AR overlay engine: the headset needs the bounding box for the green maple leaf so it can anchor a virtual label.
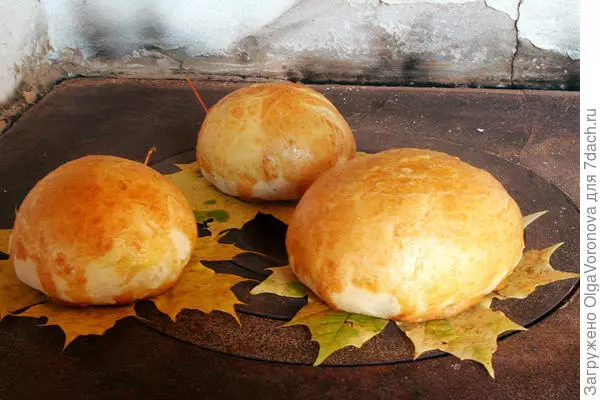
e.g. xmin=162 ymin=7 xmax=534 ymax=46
xmin=166 ymin=162 xmax=295 ymax=232
xmin=250 ymin=265 xmax=307 ymax=298
xmin=194 ymin=209 xmax=230 ymax=223
xmin=285 ymin=293 xmax=388 ymax=365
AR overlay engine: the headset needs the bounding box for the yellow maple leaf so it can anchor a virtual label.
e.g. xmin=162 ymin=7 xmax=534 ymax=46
xmin=19 ymin=302 xmax=136 ymax=348
xmin=397 ymin=297 xmax=526 ymax=378
xmin=193 ymin=233 xmax=251 ymax=262
xmin=0 ymin=228 xmax=9 ymax=254
xmin=495 ymin=243 xmax=579 ymax=299
xmin=149 ymin=233 xmax=251 ymax=323
xmin=0 ymin=259 xmax=47 ymax=320
xmin=151 ymin=258 xmax=246 ymax=323
xmin=167 ymin=162 xmax=295 ymax=233
xmin=285 ymin=293 xmax=388 ymax=365
xmin=0 ymin=228 xmax=47 ymax=320
xmin=250 ymin=265 xmax=307 ymax=298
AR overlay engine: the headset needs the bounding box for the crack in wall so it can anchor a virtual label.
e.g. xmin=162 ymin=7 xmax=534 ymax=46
xmin=509 ymin=0 xmax=523 ymax=85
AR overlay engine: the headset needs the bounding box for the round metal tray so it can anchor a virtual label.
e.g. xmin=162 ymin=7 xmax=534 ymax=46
xmin=137 ymin=143 xmax=580 ymax=366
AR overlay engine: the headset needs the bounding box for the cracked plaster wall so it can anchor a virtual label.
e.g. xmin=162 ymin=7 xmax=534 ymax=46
xmin=0 ymin=0 xmax=580 ymax=123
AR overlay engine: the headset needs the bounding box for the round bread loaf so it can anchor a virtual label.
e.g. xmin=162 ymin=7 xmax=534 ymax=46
xmin=196 ymin=81 xmax=356 ymax=201
xmin=286 ymin=148 xmax=524 ymax=322
xmin=9 ymin=155 xmax=197 ymax=306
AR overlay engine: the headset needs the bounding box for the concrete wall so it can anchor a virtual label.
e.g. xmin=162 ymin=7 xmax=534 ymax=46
xmin=0 ymin=0 xmax=580 ymax=124
xmin=0 ymin=0 xmax=49 ymax=103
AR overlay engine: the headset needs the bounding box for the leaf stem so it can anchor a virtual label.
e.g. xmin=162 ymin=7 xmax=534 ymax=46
xmin=144 ymin=146 xmax=157 ymax=166
xmin=185 ymin=77 xmax=209 ymax=114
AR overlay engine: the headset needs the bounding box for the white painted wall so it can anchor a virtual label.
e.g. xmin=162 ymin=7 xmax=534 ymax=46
xmin=0 ymin=0 xmax=48 ymax=103
xmin=40 ymin=0 xmax=581 ymax=60
xmin=44 ymin=0 xmax=300 ymax=57
xmin=519 ymin=0 xmax=580 ymax=59
xmin=0 ymin=0 xmax=582 ymax=104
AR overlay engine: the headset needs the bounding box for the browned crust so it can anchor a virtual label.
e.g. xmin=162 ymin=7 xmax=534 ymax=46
xmin=10 ymin=155 xmax=197 ymax=305
xmin=286 ymin=148 xmax=524 ymax=322
xmin=196 ymin=81 xmax=356 ymax=200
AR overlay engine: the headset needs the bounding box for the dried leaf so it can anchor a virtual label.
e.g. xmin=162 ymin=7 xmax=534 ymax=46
xmin=193 ymin=233 xmax=250 ymax=262
xmin=523 ymin=210 xmax=548 ymax=229
xmin=19 ymin=302 xmax=136 ymax=348
xmin=250 ymin=265 xmax=307 ymax=298
xmin=167 ymin=162 xmax=295 ymax=233
xmin=495 ymin=243 xmax=579 ymax=299
xmin=285 ymin=293 xmax=388 ymax=365
xmin=195 ymin=209 xmax=230 ymax=223
xmin=0 ymin=228 xmax=9 ymax=254
xmin=0 ymin=259 xmax=47 ymax=319
xmin=397 ymin=297 xmax=526 ymax=377
xmin=152 ymin=258 xmax=245 ymax=323
xmin=0 ymin=228 xmax=47 ymax=319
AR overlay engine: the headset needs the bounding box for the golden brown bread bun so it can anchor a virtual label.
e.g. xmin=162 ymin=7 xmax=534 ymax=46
xmin=196 ymin=81 xmax=356 ymax=201
xmin=9 ymin=155 xmax=197 ymax=306
xmin=286 ymin=148 xmax=524 ymax=322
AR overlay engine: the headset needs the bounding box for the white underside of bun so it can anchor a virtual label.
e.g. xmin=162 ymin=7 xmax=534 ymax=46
xmin=13 ymin=228 xmax=193 ymax=304
xmin=14 ymin=257 xmax=43 ymax=293
xmin=251 ymin=177 xmax=293 ymax=200
xmin=204 ymin=167 xmax=296 ymax=201
xmin=14 ymin=258 xmax=76 ymax=302
xmin=84 ymin=259 xmax=177 ymax=304
xmin=170 ymin=229 xmax=192 ymax=260
xmin=202 ymin=169 xmax=239 ymax=197
xmin=330 ymin=285 xmax=401 ymax=319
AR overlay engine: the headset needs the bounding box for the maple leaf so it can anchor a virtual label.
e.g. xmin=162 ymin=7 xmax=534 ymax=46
xmin=167 ymin=162 xmax=295 ymax=233
xmin=396 ymin=296 xmax=526 ymax=378
xmin=0 ymin=259 xmax=47 ymax=320
xmin=250 ymin=265 xmax=307 ymax=298
xmin=0 ymin=229 xmax=47 ymax=320
xmin=151 ymin=231 xmax=251 ymax=323
xmin=19 ymin=301 xmax=136 ymax=348
xmin=494 ymin=211 xmax=579 ymax=299
xmin=193 ymin=232 xmax=252 ymax=262
xmin=494 ymin=243 xmax=579 ymax=299
xmin=523 ymin=210 xmax=548 ymax=229
xmin=151 ymin=258 xmax=246 ymax=323
xmin=0 ymin=228 xmax=9 ymax=255
xmin=285 ymin=293 xmax=388 ymax=365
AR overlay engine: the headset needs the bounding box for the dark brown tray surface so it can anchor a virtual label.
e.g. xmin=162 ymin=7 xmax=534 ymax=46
xmin=137 ymin=148 xmax=578 ymax=366
xmin=0 ymin=79 xmax=579 ymax=400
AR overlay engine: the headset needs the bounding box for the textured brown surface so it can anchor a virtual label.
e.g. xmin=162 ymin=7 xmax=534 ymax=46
xmin=0 ymin=79 xmax=579 ymax=400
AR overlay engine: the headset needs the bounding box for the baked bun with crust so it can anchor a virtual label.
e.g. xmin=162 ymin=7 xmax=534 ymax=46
xmin=286 ymin=148 xmax=524 ymax=322
xmin=196 ymin=81 xmax=356 ymax=201
xmin=9 ymin=155 xmax=197 ymax=306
